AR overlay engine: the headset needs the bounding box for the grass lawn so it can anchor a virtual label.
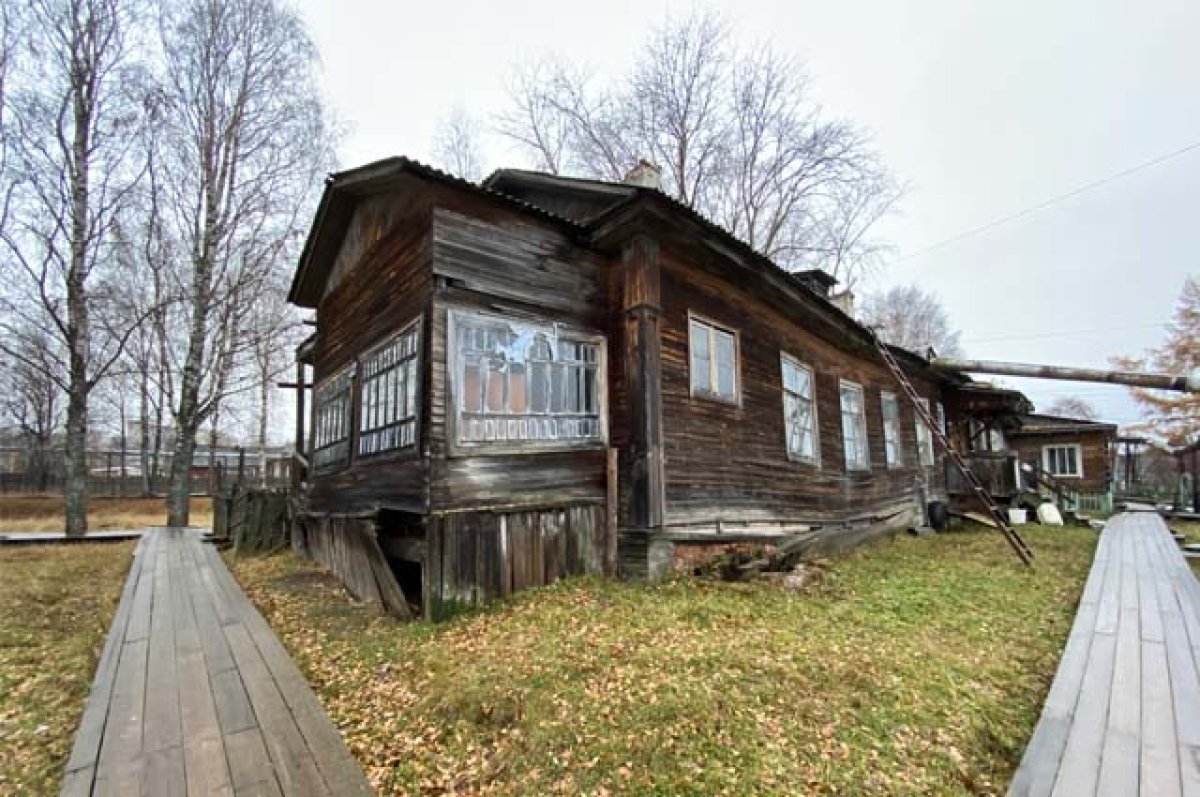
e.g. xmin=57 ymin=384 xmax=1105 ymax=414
xmin=0 ymin=542 xmax=134 ymax=796
xmin=229 ymin=525 xmax=1097 ymax=796
xmin=0 ymin=495 xmax=212 ymax=533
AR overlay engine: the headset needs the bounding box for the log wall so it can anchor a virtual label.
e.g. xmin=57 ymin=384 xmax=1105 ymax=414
xmin=657 ymin=252 xmax=949 ymax=529
xmin=307 ymin=192 xmax=432 ymax=515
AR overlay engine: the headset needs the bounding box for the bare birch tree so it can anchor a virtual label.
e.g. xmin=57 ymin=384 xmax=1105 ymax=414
xmin=155 ymin=0 xmax=333 ymax=525
xmin=0 ymin=328 xmax=63 ymax=490
xmin=497 ymin=9 xmax=898 ymax=286
xmin=432 ymin=105 xmax=486 ymax=181
xmin=859 ymin=284 xmax=963 ymax=357
xmin=0 ymin=0 xmax=148 ymax=534
xmin=1042 ymin=397 xmax=1100 ymax=421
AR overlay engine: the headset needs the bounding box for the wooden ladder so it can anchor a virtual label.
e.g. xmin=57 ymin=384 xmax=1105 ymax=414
xmin=870 ymin=332 xmax=1034 ymax=566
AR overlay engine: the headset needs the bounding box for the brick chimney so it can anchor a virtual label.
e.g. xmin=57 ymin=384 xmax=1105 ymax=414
xmin=830 ymin=288 xmax=855 ymax=317
xmin=624 ymin=159 xmax=662 ymax=190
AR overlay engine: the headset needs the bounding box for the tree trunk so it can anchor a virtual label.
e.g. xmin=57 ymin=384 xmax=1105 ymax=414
xmin=139 ymin=365 xmax=152 ymax=496
xmin=166 ymin=425 xmax=195 ymax=526
xmin=208 ymin=407 xmax=220 ymax=496
xmin=63 ymin=387 xmax=88 ymax=536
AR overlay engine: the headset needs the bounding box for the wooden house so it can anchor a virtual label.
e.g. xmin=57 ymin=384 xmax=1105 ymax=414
xmin=1006 ymin=414 xmax=1118 ymax=513
xmin=287 ymin=157 xmax=978 ymax=619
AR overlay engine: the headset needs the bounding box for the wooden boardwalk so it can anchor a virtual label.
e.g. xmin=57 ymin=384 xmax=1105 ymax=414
xmin=1009 ymin=511 xmax=1200 ymax=796
xmin=60 ymin=528 xmax=373 ymax=797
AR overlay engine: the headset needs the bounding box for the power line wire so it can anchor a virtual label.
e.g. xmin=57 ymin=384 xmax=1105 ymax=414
xmin=892 ymin=137 xmax=1200 ymax=265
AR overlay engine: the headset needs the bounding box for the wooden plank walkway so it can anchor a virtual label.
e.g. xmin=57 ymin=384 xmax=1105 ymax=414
xmin=61 ymin=528 xmax=374 ymax=797
xmin=1008 ymin=511 xmax=1200 ymax=796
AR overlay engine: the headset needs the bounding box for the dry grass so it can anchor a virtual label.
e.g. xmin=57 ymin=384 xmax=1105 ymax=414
xmin=0 ymin=496 xmax=212 ymax=533
xmin=0 ymin=542 xmax=134 ymax=795
xmin=230 ymin=526 xmax=1097 ymax=796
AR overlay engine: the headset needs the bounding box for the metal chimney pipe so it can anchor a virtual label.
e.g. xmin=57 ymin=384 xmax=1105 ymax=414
xmin=930 ymin=358 xmax=1200 ymax=393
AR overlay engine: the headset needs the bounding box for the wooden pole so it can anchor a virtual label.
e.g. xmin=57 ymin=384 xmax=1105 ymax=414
xmin=606 ymin=447 xmax=619 ymax=576
xmin=294 ymin=360 xmax=307 ymax=492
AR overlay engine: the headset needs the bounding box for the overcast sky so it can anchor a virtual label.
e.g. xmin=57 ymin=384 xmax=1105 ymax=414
xmin=295 ymin=0 xmax=1199 ymax=428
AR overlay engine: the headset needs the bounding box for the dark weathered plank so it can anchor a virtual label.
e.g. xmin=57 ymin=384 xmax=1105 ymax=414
xmin=144 ymin=533 xmax=183 ymax=754
xmin=62 ymin=530 xmax=372 ymax=797
xmin=199 ymin=544 xmax=374 ymax=796
xmin=225 ymin=727 xmax=284 ymax=797
xmin=63 ymin=536 xmax=146 ymax=778
xmin=222 ymin=623 xmax=331 ymax=797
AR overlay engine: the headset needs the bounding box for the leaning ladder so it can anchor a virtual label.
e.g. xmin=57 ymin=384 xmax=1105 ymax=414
xmin=869 ymin=332 xmax=1034 ymax=567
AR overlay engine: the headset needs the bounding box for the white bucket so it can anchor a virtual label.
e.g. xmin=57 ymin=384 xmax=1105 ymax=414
xmin=1008 ymin=508 xmax=1028 ymax=525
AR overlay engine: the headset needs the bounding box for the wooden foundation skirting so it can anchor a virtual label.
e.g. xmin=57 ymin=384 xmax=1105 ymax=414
xmin=294 ymin=514 xmax=412 ymax=619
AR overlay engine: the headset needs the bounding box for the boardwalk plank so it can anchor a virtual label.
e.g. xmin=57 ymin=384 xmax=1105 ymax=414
xmin=60 ymin=530 xmax=371 ymax=797
xmin=1142 ymin=639 xmax=1183 ymax=797
xmin=200 ymin=545 xmax=374 ymax=796
xmin=144 ymin=533 xmax=183 ymax=754
xmin=64 ymin=536 xmax=146 ymax=776
xmin=222 ymin=622 xmax=331 ymax=797
xmin=1012 ymin=513 xmax=1200 ymax=797
xmin=225 ymin=727 xmax=284 ymax=797
xmin=1051 ymin=631 xmax=1117 ymax=796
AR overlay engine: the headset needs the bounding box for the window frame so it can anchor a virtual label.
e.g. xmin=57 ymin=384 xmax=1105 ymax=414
xmin=1043 ymin=444 xmax=1084 ymax=478
xmin=780 ymin=353 xmax=819 ymax=465
xmin=687 ymin=312 xmax=741 ymax=405
xmin=880 ymin=390 xmax=903 ymax=469
xmin=311 ymin=362 xmax=355 ymax=473
xmin=356 ymin=317 xmax=422 ymax=461
xmin=915 ymin=397 xmax=936 ymax=468
xmin=839 ymin=379 xmax=871 ymax=472
xmin=446 ymin=308 xmax=608 ymax=457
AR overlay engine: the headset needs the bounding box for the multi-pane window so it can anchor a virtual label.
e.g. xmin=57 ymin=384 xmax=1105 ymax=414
xmin=840 ymin=381 xmax=870 ymax=471
xmin=1044 ymin=445 xmax=1082 ymax=477
xmin=452 ymin=311 xmax=604 ymax=448
xmin=358 ymin=322 xmax=420 ymax=457
xmin=689 ymin=317 xmax=738 ymax=401
xmin=312 ymin=365 xmax=353 ymax=469
xmin=781 ymin=355 xmax=817 ymax=462
xmin=915 ymin=398 xmax=935 ymax=467
xmin=881 ymin=391 xmax=902 ymax=468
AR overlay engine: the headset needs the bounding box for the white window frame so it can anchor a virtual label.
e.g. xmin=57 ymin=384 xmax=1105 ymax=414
xmin=915 ymin=397 xmax=935 ymax=468
xmin=881 ymin=391 xmax=902 ymax=469
xmin=839 ymin=380 xmax=870 ymax=471
xmin=688 ymin=313 xmax=740 ymax=404
xmin=781 ymin=353 xmax=819 ymax=465
xmin=312 ymin=363 xmax=354 ymax=471
xmin=357 ymin=318 xmax=421 ymax=458
xmin=1043 ymin=444 xmax=1083 ymax=478
xmin=447 ymin=308 xmax=607 ymax=456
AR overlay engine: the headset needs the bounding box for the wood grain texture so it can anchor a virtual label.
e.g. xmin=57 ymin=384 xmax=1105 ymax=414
xmin=60 ymin=530 xmax=372 ymax=797
xmin=1007 ymin=512 xmax=1200 ymax=797
xmin=657 ymin=253 xmax=948 ymax=528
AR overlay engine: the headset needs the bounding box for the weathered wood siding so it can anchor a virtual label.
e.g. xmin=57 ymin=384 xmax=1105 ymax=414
xmin=658 ymin=253 xmax=948 ymax=528
xmin=308 ymin=192 xmax=433 ymax=514
xmin=294 ymin=514 xmax=412 ymax=618
xmin=426 ymin=505 xmax=605 ymax=620
xmin=426 ymin=200 xmax=612 ymax=513
xmin=1008 ymin=429 xmax=1113 ymax=493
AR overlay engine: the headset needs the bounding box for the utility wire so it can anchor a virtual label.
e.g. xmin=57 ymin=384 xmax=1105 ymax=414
xmin=892 ymin=137 xmax=1200 ymax=265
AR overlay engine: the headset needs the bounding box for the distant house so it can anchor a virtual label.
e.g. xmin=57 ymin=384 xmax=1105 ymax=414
xmin=285 ymin=157 xmax=1068 ymax=619
xmin=1007 ymin=414 xmax=1118 ymax=513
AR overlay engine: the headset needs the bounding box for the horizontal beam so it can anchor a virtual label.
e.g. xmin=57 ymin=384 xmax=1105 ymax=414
xmin=932 ymin=358 xmax=1200 ymax=392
